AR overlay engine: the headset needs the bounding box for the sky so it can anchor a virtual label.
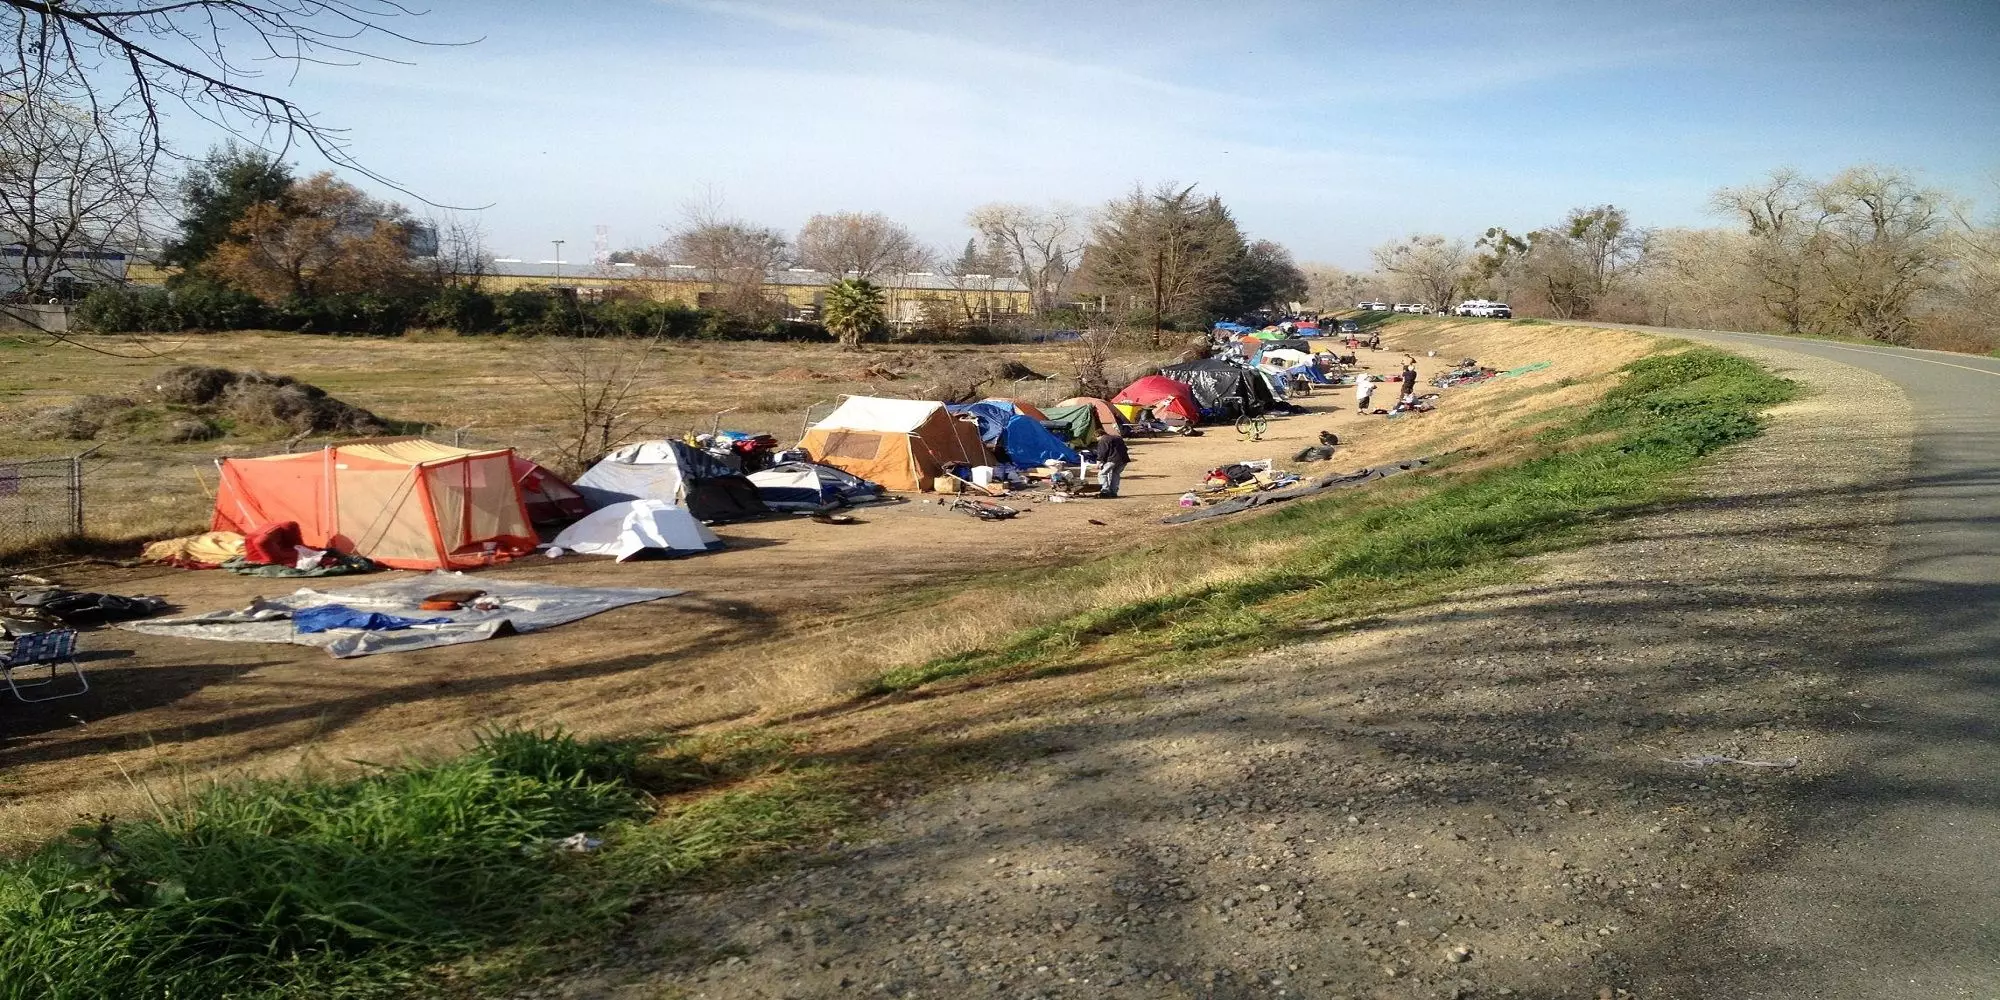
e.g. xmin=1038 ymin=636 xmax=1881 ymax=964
xmin=162 ymin=0 xmax=2000 ymax=268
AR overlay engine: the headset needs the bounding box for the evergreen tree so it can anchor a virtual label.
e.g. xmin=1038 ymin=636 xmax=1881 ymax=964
xmin=163 ymin=144 xmax=294 ymax=272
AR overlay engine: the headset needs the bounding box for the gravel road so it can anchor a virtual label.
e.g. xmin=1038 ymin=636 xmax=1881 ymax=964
xmin=543 ymin=339 xmax=1948 ymax=1000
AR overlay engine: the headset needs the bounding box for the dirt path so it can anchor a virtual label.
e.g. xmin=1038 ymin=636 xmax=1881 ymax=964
xmin=0 ymin=324 xmax=1654 ymax=843
xmin=550 ymin=344 xmax=1917 ymax=998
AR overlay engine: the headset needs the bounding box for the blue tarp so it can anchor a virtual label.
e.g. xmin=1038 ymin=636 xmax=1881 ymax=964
xmin=293 ymin=604 xmax=452 ymax=634
xmin=1284 ymin=363 xmax=1337 ymax=385
xmin=948 ymin=403 xmax=1081 ymax=468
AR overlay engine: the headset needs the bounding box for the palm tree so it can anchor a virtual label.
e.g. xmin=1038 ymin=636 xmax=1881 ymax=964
xmin=821 ymin=277 xmax=885 ymax=348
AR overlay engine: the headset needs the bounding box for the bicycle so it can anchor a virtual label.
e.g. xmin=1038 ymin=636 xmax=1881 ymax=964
xmin=1235 ymin=414 xmax=1270 ymax=442
xmin=948 ymin=497 xmax=1019 ymax=521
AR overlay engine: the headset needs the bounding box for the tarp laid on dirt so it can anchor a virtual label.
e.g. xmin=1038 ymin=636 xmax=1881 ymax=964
xmin=119 ymin=571 xmax=681 ymax=658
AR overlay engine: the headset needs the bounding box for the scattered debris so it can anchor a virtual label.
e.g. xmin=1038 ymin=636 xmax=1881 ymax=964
xmin=1660 ymin=753 xmax=1800 ymax=770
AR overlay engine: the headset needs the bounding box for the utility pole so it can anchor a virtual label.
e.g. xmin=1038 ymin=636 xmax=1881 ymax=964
xmin=552 ymin=240 xmax=565 ymax=283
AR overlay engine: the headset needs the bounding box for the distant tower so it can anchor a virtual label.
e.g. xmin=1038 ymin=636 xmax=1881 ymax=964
xmin=592 ymin=225 xmax=610 ymax=265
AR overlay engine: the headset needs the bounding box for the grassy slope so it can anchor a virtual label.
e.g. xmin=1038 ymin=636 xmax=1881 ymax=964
xmin=0 ymin=346 xmax=1796 ymax=999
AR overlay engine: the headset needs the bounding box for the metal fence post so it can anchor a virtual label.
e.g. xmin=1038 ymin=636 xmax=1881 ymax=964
xmin=69 ymin=454 xmax=84 ymax=537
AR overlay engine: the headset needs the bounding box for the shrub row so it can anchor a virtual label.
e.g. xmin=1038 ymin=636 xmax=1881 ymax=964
xmin=74 ymin=281 xmax=836 ymax=341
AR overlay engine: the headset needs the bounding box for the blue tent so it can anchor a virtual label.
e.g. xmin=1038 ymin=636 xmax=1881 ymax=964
xmin=948 ymin=403 xmax=1081 ymax=468
xmin=1283 ymin=363 xmax=1337 ymax=385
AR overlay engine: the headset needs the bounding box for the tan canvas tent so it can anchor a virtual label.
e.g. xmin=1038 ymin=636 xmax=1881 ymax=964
xmin=211 ymin=440 xmax=537 ymax=570
xmin=797 ymin=396 xmax=988 ymax=492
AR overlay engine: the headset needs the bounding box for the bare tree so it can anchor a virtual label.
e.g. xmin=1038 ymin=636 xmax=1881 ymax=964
xmin=0 ymin=94 xmax=156 ymax=302
xmin=1711 ymin=169 xmax=1821 ymax=333
xmin=1370 ymin=234 xmax=1470 ymax=312
xmin=966 ymin=201 xmax=1084 ymax=316
xmin=413 ymin=211 xmax=490 ymax=290
xmin=2 ymin=0 xmax=460 ymax=189
xmin=795 ymin=211 xmax=928 ymax=278
xmin=657 ymin=190 xmax=789 ymax=319
xmin=1810 ymin=166 xmax=1951 ymax=343
xmin=1522 ymin=205 xmax=1647 ymax=319
xmin=531 ymin=336 xmax=664 ymax=477
xmin=1300 ymin=263 xmax=1374 ymax=311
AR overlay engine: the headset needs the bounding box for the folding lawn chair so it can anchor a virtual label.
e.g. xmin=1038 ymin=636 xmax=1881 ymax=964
xmin=1 ymin=629 xmax=89 ymax=702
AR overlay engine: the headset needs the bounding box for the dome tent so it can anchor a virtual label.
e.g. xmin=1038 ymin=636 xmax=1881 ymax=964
xmin=551 ymin=499 xmax=722 ymax=561
xmin=1113 ymin=376 xmax=1202 ymax=425
xmin=573 ymin=440 xmax=768 ymax=522
xmin=747 ymin=462 xmax=885 ymax=511
xmin=1159 ymin=358 xmax=1279 ymax=418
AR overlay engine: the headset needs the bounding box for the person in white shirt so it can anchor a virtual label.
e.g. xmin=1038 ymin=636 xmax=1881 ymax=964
xmin=1355 ymin=372 xmax=1375 ymax=411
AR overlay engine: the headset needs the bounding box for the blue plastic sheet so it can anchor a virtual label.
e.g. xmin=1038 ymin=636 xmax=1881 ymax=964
xmin=293 ymin=604 xmax=453 ymax=634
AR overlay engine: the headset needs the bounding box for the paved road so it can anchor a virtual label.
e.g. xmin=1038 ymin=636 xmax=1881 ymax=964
xmin=1601 ymin=326 xmax=2000 ymax=997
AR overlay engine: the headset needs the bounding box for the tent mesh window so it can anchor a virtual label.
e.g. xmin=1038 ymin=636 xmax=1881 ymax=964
xmin=823 ymin=431 xmax=884 ymax=460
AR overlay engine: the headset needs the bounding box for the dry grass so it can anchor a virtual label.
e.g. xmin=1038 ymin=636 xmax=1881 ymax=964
xmin=0 ymin=334 xmax=1134 ymax=556
xmin=0 ymin=320 xmax=1663 ymax=847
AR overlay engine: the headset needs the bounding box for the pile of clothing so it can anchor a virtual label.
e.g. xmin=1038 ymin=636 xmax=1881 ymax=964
xmin=1430 ymin=358 xmax=1500 ymax=389
xmin=2 ymin=579 xmax=166 ymax=636
xmin=143 ymin=523 xmax=379 ymax=577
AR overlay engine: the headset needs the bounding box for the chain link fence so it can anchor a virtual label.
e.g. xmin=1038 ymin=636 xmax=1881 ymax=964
xmin=0 ymin=456 xmax=84 ymax=554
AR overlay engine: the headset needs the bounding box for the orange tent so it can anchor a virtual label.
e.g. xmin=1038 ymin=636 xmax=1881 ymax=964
xmin=1057 ymin=396 xmax=1129 ymax=435
xmin=983 ymin=397 xmax=1052 ymax=423
xmin=797 ymin=396 xmax=988 ymax=492
xmin=211 ymin=440 xmax=537 ymax=570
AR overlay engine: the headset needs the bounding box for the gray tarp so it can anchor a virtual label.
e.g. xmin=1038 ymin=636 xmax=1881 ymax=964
xmin=120 ymin=571 xmax=681 ymax=658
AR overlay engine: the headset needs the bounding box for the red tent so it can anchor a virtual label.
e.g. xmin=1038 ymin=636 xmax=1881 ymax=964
xmin=1113 ymin=376 xmax=1203 ymax=425
xmin=512 ymin=456 xmax=590 ymax=525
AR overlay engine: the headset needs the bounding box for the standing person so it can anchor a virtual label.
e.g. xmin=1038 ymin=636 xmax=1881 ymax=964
xmin=1354 ymin=371 xmax=1375 ymax=412
xmin=1399 ymin=358 xmax=1418 ymax=407
xmin=1092 ymin=429 xmax=1130 ymax=499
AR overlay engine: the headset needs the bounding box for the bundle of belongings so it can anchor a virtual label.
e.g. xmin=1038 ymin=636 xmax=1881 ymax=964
xmin=1165 ymin=458 xmax=1431 ymax=523
xmin=121 ymin=571 xmax=681 ymax=658
xmin=1202 ymin=461 xmax=1288 ymax=489
xmin=144 ymin=522 xmax=379 ymax=577
xmin=2 ymin=578 xmax=167 ymax=636
xmin=1430 ymin=358 xmax=1500 ymax=389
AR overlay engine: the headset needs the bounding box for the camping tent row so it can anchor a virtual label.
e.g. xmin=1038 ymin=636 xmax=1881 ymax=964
xmin=211 ymin=438 xmax=885 ymax=571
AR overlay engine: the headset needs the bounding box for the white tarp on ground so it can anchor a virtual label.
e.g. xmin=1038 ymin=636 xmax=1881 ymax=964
xmin=550 ymin=499 xmax=721 ymax=561
xmin=814 ymin=396 xmax=943 ymax=433
xmin=119 ymin=571 xmax=681 ymax=658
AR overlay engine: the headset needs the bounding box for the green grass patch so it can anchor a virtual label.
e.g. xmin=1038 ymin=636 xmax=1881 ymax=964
xmin=874 ymin=348 xmax=1795 ymax=692
xmin=0 ymin=727 xmax=861 ymax=1000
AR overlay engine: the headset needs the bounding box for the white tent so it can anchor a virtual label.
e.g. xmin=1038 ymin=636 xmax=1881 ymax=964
xmin=1261 ymin=348 xmax=1313 ymax=367
xmin=551 ymin=499 xmax=722 ymax=561
xmin=572 ymin=440 xmax=768 ymax=521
